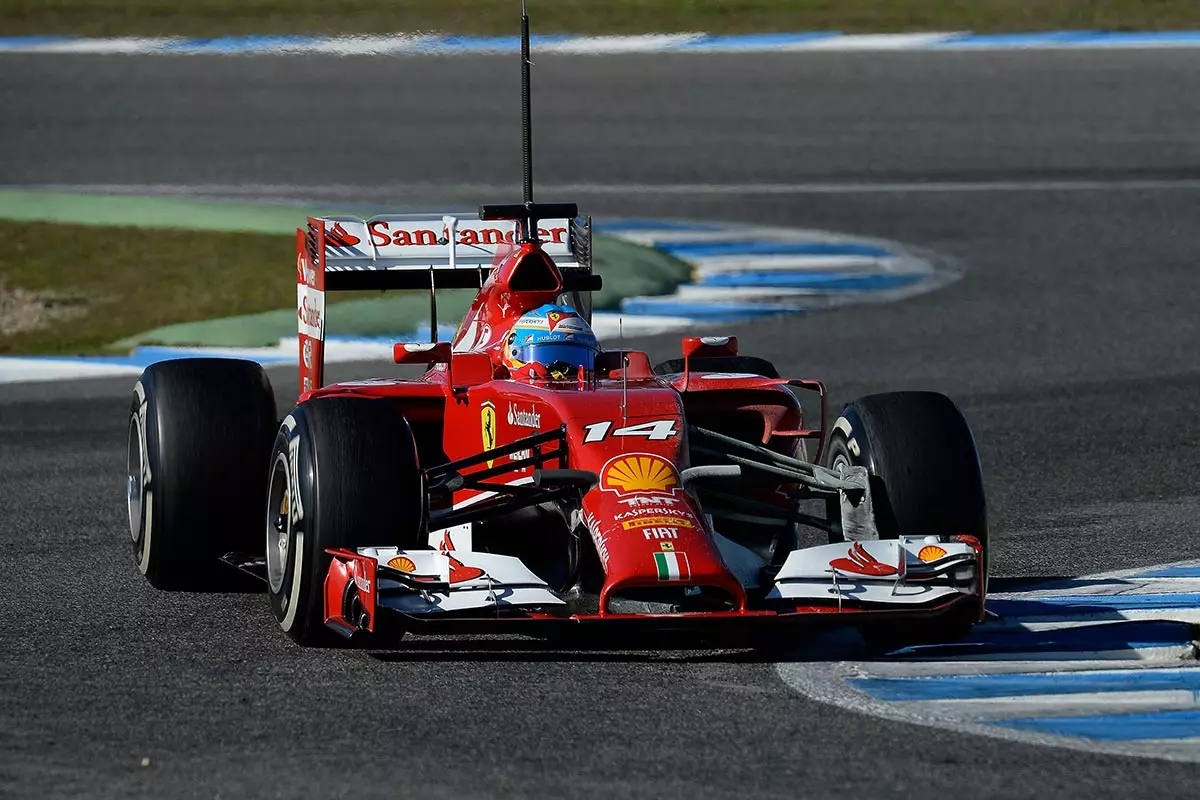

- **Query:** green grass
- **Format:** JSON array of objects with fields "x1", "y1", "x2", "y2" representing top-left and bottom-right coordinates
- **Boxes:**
[
  {"x1": 2, "y1": 0, "x2": 1198, "y2": 37},
  {"x1": 0, "y1": 220, "x2": 295, "y2": 355},
  {"x1": 0, "y1": 218, "x2": 690, "y2": 355}
]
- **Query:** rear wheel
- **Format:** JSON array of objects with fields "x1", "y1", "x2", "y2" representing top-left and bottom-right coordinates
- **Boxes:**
[
  {"x1": 824, "y1": 391, "x2": 987, "y2": 647},
  {"x1": 127, "y1": 358, "x2": 277, "y2": 590},
  {"x1": 266, "y1": 396, "x2": 424, "y2": 646}
]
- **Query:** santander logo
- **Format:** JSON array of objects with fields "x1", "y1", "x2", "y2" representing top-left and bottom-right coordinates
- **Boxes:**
[
  {"x1": 298, "y1": 297, "x2": 322, "y2": 331},
  {"x1": 507, "y1": 403, "x2": 541, "y2": 429},
  {"x1": 368, "y1": 220, "x2": 567, "y2": 248},
  {"x1": 325, "y1": 222, "x2": 360, "y2": 248}
]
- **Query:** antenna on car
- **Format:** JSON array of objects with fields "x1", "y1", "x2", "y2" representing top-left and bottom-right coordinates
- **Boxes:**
[
  {"x1": 478, "y1": 2, "x2": 578, "y2": 243},
  {"x1": 520, "y1": 0, "x2": 534, "y2": 209},
  {"x1": 619, "y1": 317, "x2": 628, "y2": 420}
]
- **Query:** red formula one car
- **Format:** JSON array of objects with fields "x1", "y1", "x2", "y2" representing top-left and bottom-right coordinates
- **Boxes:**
[
  {"x1": 123, "y1": 9, "x2": 986, "y2": 651},
  {"x1": 125, "y1": 201, "x2": 987, "y2": 650}
]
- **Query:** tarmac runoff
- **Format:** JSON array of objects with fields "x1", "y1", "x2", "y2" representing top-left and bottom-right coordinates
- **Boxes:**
[
  {"x1": 0, "y1": 189, "x2": 953, "y2": 383},
  {"x1": 776, "y1": 561, "x2": 1200, "y2": 763}
]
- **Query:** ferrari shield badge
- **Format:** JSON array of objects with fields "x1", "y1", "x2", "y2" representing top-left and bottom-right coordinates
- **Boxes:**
[{"x1": 481, "y1": 401, "x2": 497, "y2": 468}]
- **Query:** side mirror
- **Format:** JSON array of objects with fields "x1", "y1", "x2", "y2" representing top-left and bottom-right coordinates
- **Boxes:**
[
  {"x1": 393, "y1": 341, "x2": 452, "y2": 365},
  {"x1": 680, "y1": 336, "x2": 739, "y2": 392},
  {"x1": 682, "y1": 336, "x2": 738, "y2": 360}
]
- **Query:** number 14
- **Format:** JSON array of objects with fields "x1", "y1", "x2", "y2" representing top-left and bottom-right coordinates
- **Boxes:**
[{"x1": 583, "y1": 420, "x2": 678, "y2": 443}]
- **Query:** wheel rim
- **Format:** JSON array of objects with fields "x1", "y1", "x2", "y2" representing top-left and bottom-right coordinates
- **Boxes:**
[
  {"x1": 126, "y1": 415, "x2": 144, "y2": 543},
  {"x1": 266, "y1": 453, "x2": 291, "y2": 594}
]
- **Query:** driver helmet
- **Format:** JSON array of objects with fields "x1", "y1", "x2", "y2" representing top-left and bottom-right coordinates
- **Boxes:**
[{"x1": 503, "y1": 304, "x2": 599, "y2": 380}]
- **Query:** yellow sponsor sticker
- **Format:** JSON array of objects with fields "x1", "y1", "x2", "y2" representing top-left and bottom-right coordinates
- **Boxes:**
[
  {"x1": 601, "y1": 454, "x2": 678, "y2": 495},
  {"x1": 621, "y1": 516, "x2": 695, "y2": 530},
  {"x1": 918, "y1": 545, "x2": 948, "y2": 562},
  {"x1": 481, "y1": 401, "x2": 497, "y2": 468}
]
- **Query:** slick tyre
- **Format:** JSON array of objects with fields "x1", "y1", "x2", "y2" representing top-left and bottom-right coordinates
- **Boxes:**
[
  {"x1": 823, "y1": 391, "x2": 987, "y2": 647},
  {"x1": 265, "y1": 396, "x2": 424, "y2": 646},
  {"x1": 127, "y1": 358, "x2": 277, "y2": 590}
]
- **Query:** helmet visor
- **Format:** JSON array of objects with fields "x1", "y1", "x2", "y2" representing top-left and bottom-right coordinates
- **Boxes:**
[{"x1": 513, "y1": 342, "x2": 596, "y2": 373}]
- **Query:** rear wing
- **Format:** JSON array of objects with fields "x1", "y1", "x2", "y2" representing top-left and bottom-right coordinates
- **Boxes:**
[
  {"x1": 302, "y1": 213, "x2": 592, "y2": 290},
  {"x1": 295, "y1": 213, "x2": 593, "y2": 393}
]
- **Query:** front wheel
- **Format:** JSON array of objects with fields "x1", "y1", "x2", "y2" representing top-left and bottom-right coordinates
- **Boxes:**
[
  {"x1": 127, "y1": 358, "x2": 277, "y2": 590},
  {"x1": 266, "y1": 396, "x2": 425, "y2": 646},
  {"x1": 824, "y1": 391, "x2": 988, "y2": 647}
]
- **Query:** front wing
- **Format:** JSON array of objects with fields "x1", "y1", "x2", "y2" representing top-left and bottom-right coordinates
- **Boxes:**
[{"x1": 322, "y1": 536, "x2": 984, "y2": 644}]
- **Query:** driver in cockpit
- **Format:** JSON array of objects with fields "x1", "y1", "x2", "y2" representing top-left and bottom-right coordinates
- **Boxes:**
[{"x1": 502, "y1": 304, "x2": 600, "y2": 382}]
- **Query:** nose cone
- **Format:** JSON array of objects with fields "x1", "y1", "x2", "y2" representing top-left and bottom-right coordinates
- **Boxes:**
[{"x1": 580, "y1": 451, "x2": 746, "y2": 612}]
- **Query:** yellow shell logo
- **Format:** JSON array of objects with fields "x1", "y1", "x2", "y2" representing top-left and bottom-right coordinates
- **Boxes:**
[
  {"x1": 601, "y1": 454, "x2": 678, "y2": 495},
  {"x1": 918, "y1": 545, "x2": 947, "y2": 562},
  {"x1": 481, "y1": 402, "x2": 497, "y2": 468},
  {"x1": 388, "y1": 556, "x2": 417, "y2": 572}
]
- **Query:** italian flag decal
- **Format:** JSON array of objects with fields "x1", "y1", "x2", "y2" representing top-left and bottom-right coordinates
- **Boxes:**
[{"x1": 654, "y1": 551, "x2": 691, "y2": 581}]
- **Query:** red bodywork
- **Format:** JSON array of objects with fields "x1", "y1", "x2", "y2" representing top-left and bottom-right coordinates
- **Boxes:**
[{"x1": 297, "y1": 219, "x2": 983, "y2": 639}]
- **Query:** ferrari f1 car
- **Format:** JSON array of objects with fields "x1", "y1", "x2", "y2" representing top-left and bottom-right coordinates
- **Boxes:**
[
  {"x1": 124, "y1": 9, "x2": 987, "y2": 651},
  {"x1": 124, "y1": 201, "x2": 987, "y2": 649}
]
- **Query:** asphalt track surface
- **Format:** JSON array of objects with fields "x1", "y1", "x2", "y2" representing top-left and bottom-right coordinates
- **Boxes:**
[{"x1": 2, "y1": 51, "x2": 1200, "y2": 798}]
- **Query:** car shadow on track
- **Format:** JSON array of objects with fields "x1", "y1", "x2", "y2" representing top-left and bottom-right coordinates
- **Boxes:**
[
  {"x1": 362, "y1": 632, "x2": 873, "y2": 664},
  {"x1": 367, "y1": 648, "x2": 767, "y2": 664}
]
